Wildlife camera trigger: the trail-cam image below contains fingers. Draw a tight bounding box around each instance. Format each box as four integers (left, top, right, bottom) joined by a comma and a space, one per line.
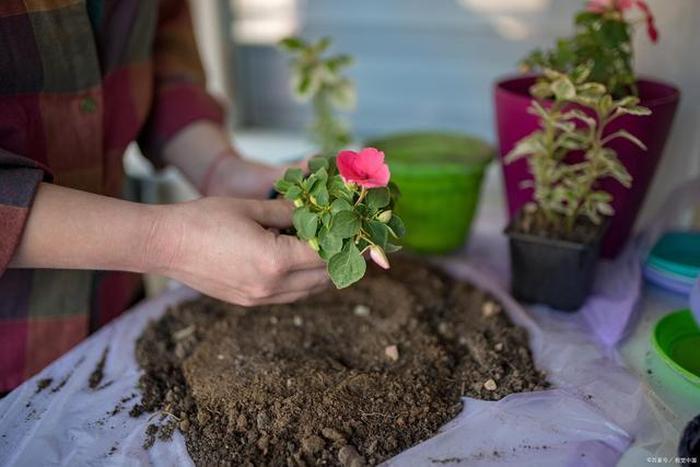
273, 234, 326, 271
257, 282, 328, 306
272, 267, 329, 295
245, 199, 294, 229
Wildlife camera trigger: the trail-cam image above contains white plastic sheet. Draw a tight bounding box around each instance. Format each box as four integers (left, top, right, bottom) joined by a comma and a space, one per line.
5, 191, 692, 466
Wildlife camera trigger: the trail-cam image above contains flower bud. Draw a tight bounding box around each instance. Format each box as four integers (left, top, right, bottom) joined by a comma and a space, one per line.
369, 245, 390, 269
310, 195, 318, 205
377, 210, 392, 223
308, 238, 320, 251
293, 198, 304, 208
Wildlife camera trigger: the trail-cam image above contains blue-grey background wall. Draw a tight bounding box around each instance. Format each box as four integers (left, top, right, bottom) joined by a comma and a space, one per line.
231, 0, 580, 142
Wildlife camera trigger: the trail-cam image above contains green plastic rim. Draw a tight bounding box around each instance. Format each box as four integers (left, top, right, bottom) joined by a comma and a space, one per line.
367, 131, 493, 169
366, 132, 494, 254
651, 309, 700, 387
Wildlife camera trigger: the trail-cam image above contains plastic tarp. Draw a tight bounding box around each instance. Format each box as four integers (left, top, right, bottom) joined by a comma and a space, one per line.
5, 177, 699, 466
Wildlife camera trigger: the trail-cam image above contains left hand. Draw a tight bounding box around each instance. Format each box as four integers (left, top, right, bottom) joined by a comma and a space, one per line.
204, 156, 306, 200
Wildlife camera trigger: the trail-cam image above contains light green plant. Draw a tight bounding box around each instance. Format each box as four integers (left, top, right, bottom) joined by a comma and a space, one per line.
279, 36, 355, 156
505, 67, 651, 232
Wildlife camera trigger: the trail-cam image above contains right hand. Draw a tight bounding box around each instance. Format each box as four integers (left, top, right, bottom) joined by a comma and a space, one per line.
149, 197, 329, 306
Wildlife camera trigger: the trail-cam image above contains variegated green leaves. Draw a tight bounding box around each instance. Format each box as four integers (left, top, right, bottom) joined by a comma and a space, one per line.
506, 67, 651, 230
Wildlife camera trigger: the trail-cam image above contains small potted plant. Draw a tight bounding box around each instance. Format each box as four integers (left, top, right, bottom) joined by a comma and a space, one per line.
275, 148, 405, 288
505, 68, 650, 310
494, 0, 680, 258
279, 36, 355, 157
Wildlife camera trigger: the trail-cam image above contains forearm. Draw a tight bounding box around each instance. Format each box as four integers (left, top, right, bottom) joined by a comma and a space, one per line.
8, 183, 166, 273
162, 120, 234, 192
162, 121, 287, 199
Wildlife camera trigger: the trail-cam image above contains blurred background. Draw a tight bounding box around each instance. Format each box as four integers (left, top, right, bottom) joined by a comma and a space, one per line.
127, 0, 700, 294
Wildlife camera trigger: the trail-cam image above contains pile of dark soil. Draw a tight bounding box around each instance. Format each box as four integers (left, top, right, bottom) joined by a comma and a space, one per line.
132, 257, 547, 466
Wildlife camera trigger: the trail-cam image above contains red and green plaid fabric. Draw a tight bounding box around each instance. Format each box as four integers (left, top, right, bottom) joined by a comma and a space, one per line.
0, 0, 223, 391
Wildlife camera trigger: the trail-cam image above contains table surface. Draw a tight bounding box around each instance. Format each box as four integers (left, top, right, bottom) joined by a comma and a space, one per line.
3, 129, 698, 466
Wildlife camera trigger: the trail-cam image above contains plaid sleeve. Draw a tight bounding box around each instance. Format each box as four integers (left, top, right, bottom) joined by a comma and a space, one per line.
0, 149, 51, 276
138, 0, 225, 167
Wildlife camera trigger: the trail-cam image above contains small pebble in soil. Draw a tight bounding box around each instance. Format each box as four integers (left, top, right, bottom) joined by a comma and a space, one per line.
494, 343, 504, 352
321, 427, 346, 443
481, 301, 500, 318
301, 435, 325, 454
484, 379, 498, 391
353, 304, 370, 317
293, 315, 303, 327
269, 316, 278, 325
384, 345, 400, 362
338, 444, 366, 467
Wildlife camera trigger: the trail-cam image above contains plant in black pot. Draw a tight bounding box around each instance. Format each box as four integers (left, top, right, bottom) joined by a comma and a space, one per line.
505, 67, 650, 311
495, 0, 680, 258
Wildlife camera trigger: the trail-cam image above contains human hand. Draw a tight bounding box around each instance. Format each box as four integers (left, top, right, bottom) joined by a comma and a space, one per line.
204, 156, 307, 200
149, 197, 328, 306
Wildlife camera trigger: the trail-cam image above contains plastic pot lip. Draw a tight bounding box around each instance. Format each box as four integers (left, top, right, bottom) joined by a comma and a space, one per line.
504, 211, 608, 250
365, 131, 495, 168
651, 309, 700, 386
494, 73, 681, 108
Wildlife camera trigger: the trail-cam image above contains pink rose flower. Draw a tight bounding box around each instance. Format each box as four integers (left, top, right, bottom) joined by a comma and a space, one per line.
336, 147, 390, 188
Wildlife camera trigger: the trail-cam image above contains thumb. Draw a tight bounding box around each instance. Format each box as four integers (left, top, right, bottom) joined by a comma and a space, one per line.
246, 199, 294, 229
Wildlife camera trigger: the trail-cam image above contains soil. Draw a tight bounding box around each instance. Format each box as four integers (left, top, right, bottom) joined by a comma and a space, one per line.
131, 257, 547, 466
89, 347, 109, 389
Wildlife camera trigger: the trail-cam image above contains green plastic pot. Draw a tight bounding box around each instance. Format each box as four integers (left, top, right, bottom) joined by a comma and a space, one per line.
651, 309, 700, 388
366, 132, 493, 254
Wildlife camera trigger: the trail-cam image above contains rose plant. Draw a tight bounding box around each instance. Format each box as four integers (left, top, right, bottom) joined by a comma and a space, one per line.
521, 0, 658, 97
274, 148, 405, 289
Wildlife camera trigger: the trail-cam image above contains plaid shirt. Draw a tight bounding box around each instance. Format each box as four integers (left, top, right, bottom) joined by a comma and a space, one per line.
0, 0, 223, 391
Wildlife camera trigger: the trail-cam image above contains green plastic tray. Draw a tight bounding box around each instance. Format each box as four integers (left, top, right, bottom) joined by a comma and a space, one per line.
366, 132, 493, 254
651, 309, 700, 388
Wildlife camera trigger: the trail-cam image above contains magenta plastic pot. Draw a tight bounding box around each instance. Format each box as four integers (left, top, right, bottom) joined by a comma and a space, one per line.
494, 75, 680, 258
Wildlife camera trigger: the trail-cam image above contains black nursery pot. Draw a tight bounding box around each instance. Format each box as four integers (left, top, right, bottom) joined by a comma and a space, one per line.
505, 215, 606, 312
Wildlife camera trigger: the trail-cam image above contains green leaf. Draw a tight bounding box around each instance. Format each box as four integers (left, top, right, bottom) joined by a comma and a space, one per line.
388, 182, 401, 202
329, 176, 353, 201
330, 198, 353, 214
284, 168, 304, 184
366, 220, 389, 248
387, 215, 406, 239
384, 243, 402, 253
310, 184, 329, 206
314, 37, 332, 53
551, 77, 576, 101
283, 185, 303, 200
577, 82, 607, 97
324, 54, 353, 72
318, 227, 343, 258
328, 242, 366, 289
616, 106, 652, 117
530, 82, 552, 100
292, 208, 318, 240
604, 130, 647, 150
366, 187, 390, 209
279, 37, 306, 51
308, 157, 329, 172
330, 210, 360, 239
274, 179, 292, 193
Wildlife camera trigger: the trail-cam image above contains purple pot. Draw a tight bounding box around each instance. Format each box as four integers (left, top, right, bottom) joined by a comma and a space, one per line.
494, 75, 680, 258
